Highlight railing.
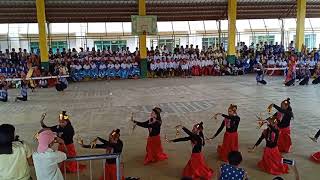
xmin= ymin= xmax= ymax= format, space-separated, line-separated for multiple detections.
xmin=63 ymin=153 xmax=121 ymax=180
xmin=4 ymin=75 xmax=70 ymax=81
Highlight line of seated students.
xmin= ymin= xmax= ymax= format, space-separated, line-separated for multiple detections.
xmin=69 ymin=59 xmax=140 ymax=81
xmin=148 ymin=58 xmax=248 ymax=78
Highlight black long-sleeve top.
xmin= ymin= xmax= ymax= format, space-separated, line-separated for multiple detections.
xmin=273 ymin=104 xmax=293 ymax=129
xmin=41 ymin=122 xmax=75 ymax=145
xmin=255 ymin=125 xmax=279 ymax=148
xmin=213 ymin=114 xmax=240 ymax=137
xmin=134 ymin=118 xmax=161 ymax=137
xmin=172 ymin=127 xmax=203 ymax=153
xmin=83 ymin=137 xmax=123 ymax=164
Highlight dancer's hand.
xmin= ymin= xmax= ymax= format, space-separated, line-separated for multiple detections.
xmin=55 ymin=137 xmax=65 ymax=144
xmin=175 ymin=125 xmax=183 ymax=129
xmin=248 ymin=146 xmax=255 ymax=152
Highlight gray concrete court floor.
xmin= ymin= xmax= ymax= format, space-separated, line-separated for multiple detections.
xmin=1 ymin=75 xmax=319 ymax=180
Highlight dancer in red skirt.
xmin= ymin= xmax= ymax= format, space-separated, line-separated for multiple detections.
xmin=268 ymin=98 xmax=294 ymax=153
xmin=309 ymin=129 xmax=320 ymax=163
xmin=169 ymin=122 xmax=214 ymax=180
xmin=249 ymin=117 xmax=289 ymax=175
xmin=40 ymin=111 xmax=86 ymax=173
xmin=132 ymin=107 xmax=168 ymax=165
xmin=210 ymin=104 xmax=240 ymax=162
xmin=80 ymin=129 xmax=125 ymax=180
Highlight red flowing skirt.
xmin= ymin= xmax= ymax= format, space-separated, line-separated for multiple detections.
xmin=310 ymin=152 xmax=320 ymax=163
xmin=217 ymin=132 xmax=239 ymax=162
xmin=58 ymin=144 xmax=86 ymax=173
xmin=258 ymin=147 xmax=289 ymax=175
xmin=192 ymin=66 xmax=200 ymax=76
xmin=144 ymin=135 xmax=168 ymax=165
xmin=99 ymin=164 xmax=125 ymax=180
xmin=182 ymin=153 xmax=214 ymax=180
xmin=277 ymin=127 xmax=292 ymax=153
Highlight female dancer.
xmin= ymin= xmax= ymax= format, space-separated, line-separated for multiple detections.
xmin=210 ymin=104 xmax=240 ymax=162
xmin=80 ymin=129 xmax=124 ymax=180
xmin=132 ymin=107 xmax=168 ymax=165
xmin=249 ymin=116 xmax=289 ymax=175
xmin=40 ymin=111 xmax=86 ymax=173
xmin=56 ymin=72 xmax=68 ymax=92
xmin=256 ymin=63 xmax=267 ymax=85
xmin=168 ymin=122 xmax=213 ymax=180
xmin=310 ymin=129 xmax=320 ymax=163
xmin=268 ymin=98 xmax=294 ymax=153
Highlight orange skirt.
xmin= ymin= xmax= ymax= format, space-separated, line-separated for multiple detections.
xmin=258 ymin=147 xmax=289 ymax=175
xmin=99 ymin=164 xmax=125 ymax=180
xmin=58 ymin=144 xmax=86 ymax=173
xmin=217 ymin=132 xmax=239 ymax=162
xmin=144 ymin=135 xmax=168 ymax=165
xmin=277 ymin=127 xmax=292 ymax=153
xmin=182 ymin=153 xmax=214 ymax=180
xmin=310 ymin=152 xmax=320 ymax=163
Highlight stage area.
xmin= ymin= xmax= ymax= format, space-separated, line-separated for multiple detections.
xmin=1 ymin=75 xmax=319 ymax=180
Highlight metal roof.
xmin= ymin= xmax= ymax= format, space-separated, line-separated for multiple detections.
xmin=0 ymin=0 xmax=319 ymax=23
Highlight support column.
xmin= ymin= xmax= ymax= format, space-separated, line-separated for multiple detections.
xmin=36 ymin=0 xmax=49 ymax=69
xmin=227 ymin=0 xmax=237 ymax=64
xmin=218 ymin=20 xmax=222 ymax=48
xmin=139 ymin=0 xmax=148 ymax=78
xmin=280 ymin=19 xmax=285 ymax=47
xmin=295 ymin=0 xmax=306 ymax=53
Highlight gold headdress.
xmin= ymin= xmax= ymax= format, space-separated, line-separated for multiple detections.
xmin=59 ymin=111 xmax=69 ymax=121
xmin=228 ymin=104 xmax=237 ymax=112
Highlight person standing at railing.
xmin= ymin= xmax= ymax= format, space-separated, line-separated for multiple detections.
xmin=40 ymin=111 xmax=86 ymax=173
xmin=33 ymin=129 xmax=67 ymax=180
xmin=132 ymin=107 xmax=168 ymax=165
xmin=80 ymin=129 xmax=125 ymax=180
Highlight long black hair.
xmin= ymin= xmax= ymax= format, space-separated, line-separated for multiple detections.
xmin=197 ymin=122 xmax=205 ymax=146
xmin=283 ymin=98 xmax=294 ymax=119
xmin=152 ymin=107 xmax=162 ymax=122
xmin=0 ymin=124 xmax=16 ymax=154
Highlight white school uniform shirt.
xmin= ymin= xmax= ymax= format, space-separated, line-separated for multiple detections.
xmin=310 ymin=60 xmax=316 ymax=67
xmin=99 ymin=64 xmax=106 ymax=70
xmin=75 ymin=64 xmax=82 ymax=70
xmin=267 ymin=59 xmax=275 ymax=66
xmin=281 ymin=61 xmax=288 ymax=67
xmin=121 ymin=63 xmax=127 ymax=69
xmin=83 ymin=64 xmax=90 ymax=70
xmin=90 ymin=63 xmax=97 ymax=69
xmin=127 ymin=63 xmax=133 ymax=69
xmin=114 ymin=64 xmax=120 ymax=70
xmin=201 ymin=60 xmax=206 ymax=67
xmin=150 ymin=63 xmax=156 ymax=71
xmin=33 ymin=148 xmax=67 ymax=180
xmin=154 ymin=55 xmax=161 ymax=61
xmin=108 ymin=64 xmax=115 ymax=69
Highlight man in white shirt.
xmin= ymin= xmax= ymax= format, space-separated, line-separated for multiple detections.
xmin=33 ymin=129 xmax=67 ymax=180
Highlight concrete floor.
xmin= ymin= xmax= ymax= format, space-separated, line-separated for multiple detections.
xmin=1 ymin=75 xmax=320 ymax=180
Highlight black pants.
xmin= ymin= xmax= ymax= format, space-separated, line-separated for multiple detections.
xmin=258 ymin=80 xmax=267 ymax=85
xmin=0 ymin=97 xmax=8 ymax=102
xmin=56 ymin=83 xmax=67 ymax=92
xmin=315 ymin=129 xmax=320 ymax=139
xmin=312 ymin=76 xmax=320 ymax=84
xmin=285 ymin=79 xmax=295 ymax=86
xmin=299 ymin=77 xmax=309 ymax=85
xmin=16 ymin=96 xmax=27 ymax=101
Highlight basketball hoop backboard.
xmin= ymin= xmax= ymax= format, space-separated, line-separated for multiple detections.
xmin=131 ymin=15 xmax=157 ymax=35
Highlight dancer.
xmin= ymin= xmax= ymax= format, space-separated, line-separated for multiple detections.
xmin=299 ymin=65 xmax=311 ymax=85
xmin=312 ymin=64 xmax=320 ymax=84
xmin=40 ymin=111 xmax=86 ymax=173
xmin=15 ymin=78 xmax=28 ymax=102
xmin=168 ymin=122 xmax=214 ymax=180
xmin=56 ymin=73 xmax=68 ymax=92
xmin=309 ymin=129 xmax=320 ymax=163
xmin=0 ymin=80 xmax=8 ymax=102
xmin=256 ymin=63 xmax=267 ymax=85
xmin=80 ymin=129 xmax=125 ymax=180
xmin=284 ymin=56 xmax=296 ymax=86
xmin=210 ymin=104 xmax=240 ymax=162
xmin=268 ymin=98 xmax=294 ymax=153
xmin=249 ymin=116 xmax=289 ymax=175
xmin=132 ymin=107 xmax=168 ymax=165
